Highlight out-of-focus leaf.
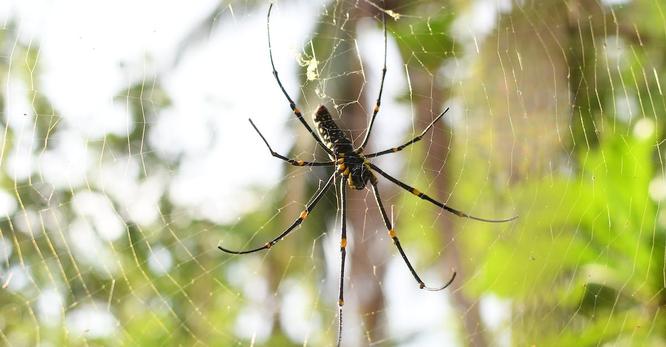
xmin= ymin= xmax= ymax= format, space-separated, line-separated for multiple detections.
xmin=391 ymin=7 xmax=457 ymax=70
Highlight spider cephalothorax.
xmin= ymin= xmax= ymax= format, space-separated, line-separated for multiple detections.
xmin=218 ymin=4 xmax=517 ymax=347
xmin=313 ymin=105 xmax=375 ymax=190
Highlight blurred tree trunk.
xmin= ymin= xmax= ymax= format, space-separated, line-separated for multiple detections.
xmin=470 ymin=0 xmax=570 ymax=177
xmin=463 ymin=0 xmax=571 ymax=343
xmin=338 ymin=3 xmax=391 ymax=345
xmin=411 ymin=68 xmax=489 ymax=347
xmin=279 ymin=2 xmax=394 ymax=344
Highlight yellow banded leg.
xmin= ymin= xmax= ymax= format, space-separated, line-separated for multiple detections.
xmin=337 ymin=177 xmax=348 ymax=346
xmin=338 ymin=236 xmax=346 ymax=307
xmin=370 ymin=181 xmax=456 ymax=291
xmin=217 ymin=173 xmax=336 ymax=255
xmin=248 ymin=118 xmax=334 ymax=167
xmin=366 ymin=162 xmax=517 ymax=223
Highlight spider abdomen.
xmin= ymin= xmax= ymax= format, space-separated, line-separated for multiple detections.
xmin=313 ymin=105 xmax=354 ymax=155
xmin=313 ymin=105 xmax=375 ymax=189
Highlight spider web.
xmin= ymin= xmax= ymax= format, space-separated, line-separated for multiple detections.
xmin=1 ymin=0 xmax=664 ymax=346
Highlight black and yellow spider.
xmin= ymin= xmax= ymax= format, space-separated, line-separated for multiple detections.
xmin=218 ymin=4 xmax=517 ymax=345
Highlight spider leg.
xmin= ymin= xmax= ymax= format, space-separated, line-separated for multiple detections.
xmin=267 ymin=4 xmax=333 ymax=155
xmin=218 ymin=173 xmax=336 ymax=254
xmin=357 ymin=9 xmax=388 ymax=152
xmin=370 ymin=180 xmax=456 ymax=291
xmin=336 ymin=177 xmax=347 ymax=347
xmin=367 ymin=162 xmax=518 ymax=223
xmin=249 ymin=119 xmax=334 ymax=167
xmin=364 ymin=108 xmax=449 ymax=158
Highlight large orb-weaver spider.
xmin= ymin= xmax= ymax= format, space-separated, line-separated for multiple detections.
xmin=218 ymin=3 xmax=517 ymax=346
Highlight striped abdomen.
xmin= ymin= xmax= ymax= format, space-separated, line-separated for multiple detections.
xmin=313 ymin=105 xmax=354 ymax=156
xmin=313 ymin=105 xmax=375 ymax=190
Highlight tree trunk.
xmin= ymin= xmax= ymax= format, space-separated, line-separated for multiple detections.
xmin=411 ymin=68 xmax=490 ymax=347
xmin=338 ymin=3 xmax=391 ymax=344
xmin=463 ymin=0 xmax=570 ymax=343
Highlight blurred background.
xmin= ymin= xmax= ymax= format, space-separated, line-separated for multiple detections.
xmin=1 ymin=0 xmax=665 ymax=346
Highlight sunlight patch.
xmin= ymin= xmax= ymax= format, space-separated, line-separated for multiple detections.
xmin=649 ymin=175 xmax=666 ymax=202
xmin=66 ymin=304 xmax=118 ymax=339
xmin=633 ymin=118 xmax=654 ymax=140
xmin=147 ymin=246 xmax=174 ymax=275
xmin=0 ymin=189 xmax=17 ymax=217
xmin=37 ymin=288 xmax=64 ymax=326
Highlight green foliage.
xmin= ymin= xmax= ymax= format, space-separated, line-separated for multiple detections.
xmin=391 ymin=7 xmax=458 ymax=70
xmin=472 ymin=120 xmax=666 ymax=345
xmin=4 ymin=1 xmax=666 ymax=346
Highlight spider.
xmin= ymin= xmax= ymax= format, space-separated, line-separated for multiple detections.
xmin=218 ymin=4 xmax=517 ymax=345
